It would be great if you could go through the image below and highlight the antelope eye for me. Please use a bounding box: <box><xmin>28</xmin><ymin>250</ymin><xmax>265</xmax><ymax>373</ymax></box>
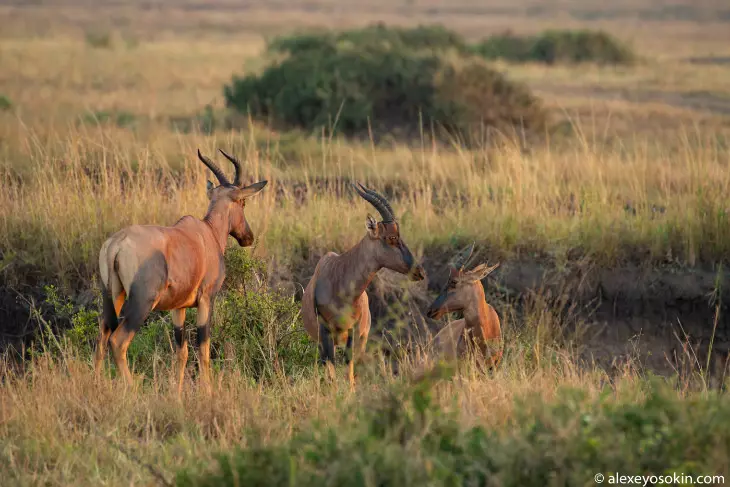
<box><xmin>388</xmin><ymin>236</ymin><xmax>398</xmax><ymax>244</ymax></box>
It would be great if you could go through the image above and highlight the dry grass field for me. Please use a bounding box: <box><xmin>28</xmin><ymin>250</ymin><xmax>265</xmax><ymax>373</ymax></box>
<box><xmin>2</xmin><ymin>1</ymin><xmax>730</xmax><ymax>485</ymax></box>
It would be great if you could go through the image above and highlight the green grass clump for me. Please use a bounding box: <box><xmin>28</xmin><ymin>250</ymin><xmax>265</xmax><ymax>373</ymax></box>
<box><xmin>473</xmin><ymin>29</ymin><xmax>636</xmax><ymax>65</ymax></box>
<box><xmin>225</xmin><ymin>33</ymin><xmax>545</xmax><ymax>141</ymax></box>
<box><xmin>176</xmin><ymin>377</ymin><xmax>730</xmax><ymax>486</ymax></box>
<box><xmin>80</xmin><ymin>109</ymin><xmax>137</xmax><ymax>129</ymax></box>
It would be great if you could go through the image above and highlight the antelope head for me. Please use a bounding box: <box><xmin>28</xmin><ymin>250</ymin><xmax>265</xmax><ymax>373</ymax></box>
<box><xmin>353</xmin><ymin>182</ymin><xmax>425</xmax><ymax>281</ymax></box>
<box><xmin>426</xmin><ymin>243</ymin><xmax>499</xmax><ymax>319</ymax></box>
<box><xmin>197</xmin><ymin>149</ymin><xmax>268</xmax><ymax>247</ymax></box>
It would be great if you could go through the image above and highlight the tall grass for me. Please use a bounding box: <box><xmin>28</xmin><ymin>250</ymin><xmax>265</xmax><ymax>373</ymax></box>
<box><xmin>1</xmin><ymin>121</ymin><xmax>729</xmax><ymax>289</ymax></box>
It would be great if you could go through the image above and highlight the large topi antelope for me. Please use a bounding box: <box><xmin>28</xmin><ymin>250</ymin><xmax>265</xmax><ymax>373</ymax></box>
<box><xmin>424</xmin><ymin>243</ymin><xmax>502</xmax><ymax>370</ymax></box>
<box><xmin>302</xmin><ymin>183</ymin><xmax>426</xmax><ymax>390</ymax></box>
<box><xmin>94</xmin><ymin>149</ymin><xmax>267</xmax><ymax>395</ymax></box>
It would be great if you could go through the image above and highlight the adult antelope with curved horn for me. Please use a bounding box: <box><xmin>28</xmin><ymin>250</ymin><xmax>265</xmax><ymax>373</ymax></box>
<box><xmin>423</xmin><ymin>243</ymin><xmax>502</xmax><ymax>370</ymax></box>
<box><xmin>301</xmin><ymin>183</ymin><xmax>425</xmax><ymax>390</ymax></box>
<box><xmin>94</xmin><ymin>149</ymin><xmax>267</xmax><ymax>396</ymax></box>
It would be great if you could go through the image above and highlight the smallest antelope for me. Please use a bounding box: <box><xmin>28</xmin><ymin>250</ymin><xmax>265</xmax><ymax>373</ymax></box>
<box><xmin>425</xmin><ymin>243</ymin><xmax>502</xmax><ymax>369</ymax></box>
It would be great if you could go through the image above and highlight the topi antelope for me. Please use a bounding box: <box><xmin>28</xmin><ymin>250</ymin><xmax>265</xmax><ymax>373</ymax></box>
<box><xmin>424</xmin><ymin>243</ymin><xmax>502</xmax><ymax>370</ymax></box>
<box><xmin>302</xmin><ymin>183</ymin><xmax>425</xmax><ymax>390</ymax></box>
<box><xmin>94</xmin><ymin>149</ymin><xmax>267</xmax><ymax>395</ymax></box>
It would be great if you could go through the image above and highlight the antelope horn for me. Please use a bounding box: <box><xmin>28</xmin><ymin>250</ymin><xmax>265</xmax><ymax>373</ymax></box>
<box><xmin>197</xmin><ymin>149</ymin><xmax>230</xmax><ymax>186</ymax></box>
<box><xmin>358</xmin><ymin>183</ymin><xmax>396</xmax><ymax>222</ymax></box>
<box><xmin>218</xmin><ymin>149</ymin><xmax>243</xmax><ymax>187</ymax></box>
<box><xmin>450</xmin><ymin>242</ymin><xmax>475</xmax><ymax>270</ymax></box>
<box><xmin>353</xmin><ymin>182</ymin><xmax>394</xmax><ymax>223</ymax></box>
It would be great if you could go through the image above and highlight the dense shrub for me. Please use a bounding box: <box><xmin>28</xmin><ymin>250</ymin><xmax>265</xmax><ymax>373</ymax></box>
<box><xmin>177</xmin><ymin>378</ymin><xmax>730</xmax><ymax>486</ymax></box>
<box><xmin>473</xmin><ymin>29</ymin><xmax>635</xmax><ymax>65</ymax></box>
<box><xmin>225</xmin><ymin>33</ymin><xmax>546</xmax><ymax>142</ymax></box>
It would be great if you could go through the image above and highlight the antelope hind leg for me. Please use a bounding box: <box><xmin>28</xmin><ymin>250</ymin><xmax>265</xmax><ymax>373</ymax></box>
<box><xmin>94</xmin><ymin>284</ymin><xmax>125</xmax><ymax>378</ymax></box>
<box><xmin>318</xmin><ymin>322</ymin><xmax>337</xmax><ymax>384</ymax></box>
<box><xmin>108</xmin><ymin>274</ymin><xmax>160</xmax><ymax>389</ymax></box>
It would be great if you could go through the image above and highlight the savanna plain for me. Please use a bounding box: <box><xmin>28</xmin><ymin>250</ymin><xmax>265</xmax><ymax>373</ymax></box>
<box><xmin>2</xmin><ymin>1</ymin><xmax>730</xmax><ymax>486</ymax></box>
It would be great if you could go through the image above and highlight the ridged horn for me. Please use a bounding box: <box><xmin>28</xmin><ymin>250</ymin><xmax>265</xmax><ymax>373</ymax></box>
<box><xmin>197</xmin><ymin>149</ymin><xmax>230</xmax><ymax>186</ymax></box>
<box><xmin>217</xmin><ymin>149</ymin><xmax>243</xmax><ymax>187</ymax></box>
<box><xmin>450</xmin><ymin>242</ymin><xmax>475</xmax><ymax>270</ymax></box>
<box><xmin>359</xmin><ymin>183</ymin><xmax>396</xmax><ymax>221</ymax></box>
<box><xmin>353</xmin><ymin>182</ymin><xmax>394</xmax><ymax>223</ymax></box>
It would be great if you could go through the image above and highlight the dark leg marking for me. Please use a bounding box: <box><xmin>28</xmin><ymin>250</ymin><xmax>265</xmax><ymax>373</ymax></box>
<box><xmin>174</xmin><ymin>326</ymin><xmax>185</xmax><ymax>349</ymax></box>
<box><xmin>318</xmin><ymin>321</ymin><xmax>335</xmax><ymax>366</ymax></box>
<box><xmin>101</xmin><ymin>285</ymin><xmax>120</xmax><ymax>333</ymax></box>
<box><xmin>345</xmin><ymin>327</ymin><xmax>354</xmax><ymax>365</ymax></box>
<box><xmin>196</xmin><ymin>325</ymin><xmax>209</xmax><ymax>348</ymax></box>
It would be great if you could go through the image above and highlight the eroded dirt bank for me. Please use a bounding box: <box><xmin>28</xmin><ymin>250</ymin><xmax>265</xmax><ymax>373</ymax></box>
<box><xmin>278</xmin><ymin>252</ymin><xmax>730</xmax><ymax>377</ymax></box>
<box><xmin>3</xmin><ymin>254</ymin><xmax>729</xmax><ymax>377</ymax></box>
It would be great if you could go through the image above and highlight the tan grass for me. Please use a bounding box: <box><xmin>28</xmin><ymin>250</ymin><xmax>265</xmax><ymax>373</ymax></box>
<box><xmin>0</xmin><ymin>335</ymin><xmax>630</xmax><ymax>486</ymax></box>
<box><xmin>1</xmin><ymin>119</ymin><xmax>729</xmax><ymax>286</ymax></box>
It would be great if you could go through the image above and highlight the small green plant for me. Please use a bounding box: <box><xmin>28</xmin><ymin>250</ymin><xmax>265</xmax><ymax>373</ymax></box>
<box><xmin>169</xmin><ymin>105</ymin><xmax>218</xmax><ymax>135</ymax></box>
<box><xmin>0</xmin><ymin>94</ymin><xmax>12</xmax><ymax>112</ymax></box>
<box><xmin>85</xmin><ymin>29</ymin><xmax>113</xmax><ymax>49</ymax></box>
<box><xmin>41</xmin><ymin>285</ymin><xmax>99</xmax><ymax>358</ymax></box>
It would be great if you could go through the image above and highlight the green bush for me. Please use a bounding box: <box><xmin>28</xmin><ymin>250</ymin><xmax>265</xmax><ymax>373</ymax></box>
<box><xmin>176</xmin><ymin>378</ymin><xmax>730</xmax><ymax>486</ymax></box>
<box><xmin>267</xmin><ymin>23</ymin><xmax>468</xmax><ymax>57</ymax></box>
<box><xmin>473</xmin><ymin>29</ymin><xmax>635</xmax><ymax>65</ymax></box>
<box><xmin>212</xmin><ymin>247</ymin><xmax>315</xmax><ymax>381</ymax></box>
<box><xmin>471</xmin><ymin>31</ymin><xmax>535</xmax><ymax>62</ymax></box>
<box><xmin>225</xmin><ymin>32</ymin><xmax>546</xmax><ymax>142</ymax></box>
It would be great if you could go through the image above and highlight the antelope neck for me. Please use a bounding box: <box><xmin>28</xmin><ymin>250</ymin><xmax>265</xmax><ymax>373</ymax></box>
<box><xmin>462</xmin><ymin>287</ymin><xmax>500</xmax><ymax>339</ymax></box>
<box><xmin>203</xmin><ymin>200</ymin><xmax>231</xmax><ymax>253</ymax></box>
<box><xmin>339</xmin><ymin>237</ymin><xmax>382</xmax><ymax>301</ymax></box>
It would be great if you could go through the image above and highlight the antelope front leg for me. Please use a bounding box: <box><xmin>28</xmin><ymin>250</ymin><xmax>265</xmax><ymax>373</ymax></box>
<box><xmin>345</xmin><ymin>327</ymin><xmax>355</xmax><ymax>392</ymax></box>
<box><xmin>318</xmin><ymin>322</ymin><xmax>336</xmax><ymax>384</ymax></box>
<box><xmin>171</xmin><ymin>308</ymin><xmax>188</xmax><ymax>398</ymax></box>
<box><xmin>196</xmin><ymin>299</ymin><xmax>213</xmax><ymax>396</ymax></box>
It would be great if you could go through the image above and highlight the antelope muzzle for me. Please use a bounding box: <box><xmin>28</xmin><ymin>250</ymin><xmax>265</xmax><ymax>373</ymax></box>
<box><xmin>426</xmin><ymin>292</ymin><xmax>447</xmax><ymax>319</ymax></box>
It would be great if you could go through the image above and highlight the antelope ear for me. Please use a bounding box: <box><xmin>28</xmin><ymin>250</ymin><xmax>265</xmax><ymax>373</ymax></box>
<box><xmin>206</xmin><ymin>180</ymin><xmax>214</xmax><ymax>199</ymax></box>
<box><xmin>365</xmin><ymin>213</ymin><xmax>379</xmax><ymax>238</ymax></box>
<box><xmin>461</xmin><ymin>262</ymin><xmax>500</xmax><ymax>283</ymax></box>
<box><xmin>231</xmin><ymin>180</ymin><xmax>268</xmax><ymax>201</ymax></box>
